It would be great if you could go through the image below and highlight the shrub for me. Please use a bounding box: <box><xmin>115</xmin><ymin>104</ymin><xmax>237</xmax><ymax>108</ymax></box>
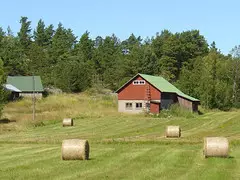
<box><xmin>153</xmin><ymin>104</ymin><xmax>197</xmax><ymax>118</ymax></box>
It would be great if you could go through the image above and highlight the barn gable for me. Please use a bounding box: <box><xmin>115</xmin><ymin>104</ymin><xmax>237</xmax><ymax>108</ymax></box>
<box><xmin>117</xmin><ymin>75</ymin><xmax>160</xmax><ymax>100</ymax></box>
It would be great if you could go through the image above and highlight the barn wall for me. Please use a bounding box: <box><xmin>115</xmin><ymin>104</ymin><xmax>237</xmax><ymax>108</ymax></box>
<box><xmin>192</xmin><ymin>102</ymin><xmax>199</xmax><ymax>112</ymax></box>
<box><xmin>118</xmin><ymin>76</ymin><xmax>161</xmax><ymax>100</ymax></box>
<box><xmin>118</xmin><ymin>100</ymin><xmax>145</xmax><ymax>113</ymax></box>
<box><xmin>20</xmin><ymin>92</ymin><xmax>43</xmax><ymax>99</ymax></box>
<box><xmin>150</xmin><ymin>102</ymin><xmax>160</xmax><ymax>113</ymax></box>
<box><xmin>177</xmin><ymin>96</ymin><xmax>193</xmax><ymax>111</ymax></box>
<box><xmin>161</xmin><ymin>93</ymin><xmax>176</xmax><ymax>109</ymax></box>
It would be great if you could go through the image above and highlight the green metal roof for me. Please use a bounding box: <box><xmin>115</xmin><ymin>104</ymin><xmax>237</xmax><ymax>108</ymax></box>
<box><xmin>7</xmin><ymin>76</ymin><xmax>44</xmax><ymax>92</ymax></box>
<box><xmin>139</xmin><ymin>74</ymin><xmax>199</xmax><ymax>102</ymax></box>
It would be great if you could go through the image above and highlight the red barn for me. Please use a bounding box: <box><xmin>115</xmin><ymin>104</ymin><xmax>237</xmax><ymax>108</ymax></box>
<box><xmin>116</xmin><ymin>73</ymin><xmax>200</xmax><ymax>114</ymax></box>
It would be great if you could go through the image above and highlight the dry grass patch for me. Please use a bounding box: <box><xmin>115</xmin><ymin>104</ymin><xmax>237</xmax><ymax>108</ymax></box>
<box><xmin>2</xmin><ymin>93</ymin><xmax>117</xmax><ymax>122</ymax></box>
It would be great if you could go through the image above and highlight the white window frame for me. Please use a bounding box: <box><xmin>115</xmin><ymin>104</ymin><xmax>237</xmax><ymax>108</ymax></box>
<box><xmin>133</xmin><ymin>80</ymin><xmax>139</xmax><ymax>85</ymax></box>
<box><xmin>136</xmin><ymin>102</ymin><xmax>143</xmax><ymax>109</ymax></box>
<box><xmin>125</xmin><ymin>102</ymin><xmax>133</xmax><ymax>109</ymax></box>
<box><xmin>133</xmin><ymin>80</ymin><xmax>145</xmax><ymax>85</ymax></box>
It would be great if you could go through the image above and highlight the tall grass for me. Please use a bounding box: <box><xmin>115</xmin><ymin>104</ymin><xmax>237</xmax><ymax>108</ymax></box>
<box><xmin>153</xmin><ymin>104</ymin><xmax>197</xmax><ymax>119</ymax></box>
<box><xmin>1</xmin><ymin>93</ymin><xmax>118</xmax><ymax>132</ymax></box>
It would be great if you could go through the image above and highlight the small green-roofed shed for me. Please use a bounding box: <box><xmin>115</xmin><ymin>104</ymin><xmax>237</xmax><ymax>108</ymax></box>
<box><xmin>7</xmin><ymin>76</ymin><xmax>44</xmax><ymax>92</ymax></box>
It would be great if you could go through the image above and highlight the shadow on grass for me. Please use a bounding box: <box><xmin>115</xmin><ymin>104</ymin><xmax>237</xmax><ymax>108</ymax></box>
<box><xmin>204</xmin><ymin>156</ymin><xmax>234</xmax><ymax>159</ymax></box>
<box><xmin>198</xmin><ymin>110</ymin><xmax>204</xmax><ymax>115</ymax></box>
<box><xmin>61</xmin><ymin>158</ymin><xmax>94</xmax><ymax>161</ymax></box>
<box><xmin>0</xmin><ymin>118</ymin><xmax>16</xmax><ymax>124</ymax></box>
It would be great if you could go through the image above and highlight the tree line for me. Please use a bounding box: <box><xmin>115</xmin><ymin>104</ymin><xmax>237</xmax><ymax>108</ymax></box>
<box><xmin>0</xmin><ymin>16</ymin><xmax>240</xmax><ymax>110</ymax></box>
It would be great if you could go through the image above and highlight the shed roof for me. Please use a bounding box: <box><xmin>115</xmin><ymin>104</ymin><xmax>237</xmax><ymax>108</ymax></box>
<box><xmin>7</xmin><ymin>76</ymin><xmax>44</xmax><ymax>92</ymax></box>
<box><xmin>116</xmin><ymin>73</ymin><xmax>199</xmax><ymax>102</ymax></box>
<box><xmin>3</xmin><ymin>84</ymin><xmax>22</xmax><ymax>92</ymax></box>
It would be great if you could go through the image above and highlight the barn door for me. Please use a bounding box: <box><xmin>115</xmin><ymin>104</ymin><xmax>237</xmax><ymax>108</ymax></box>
<box><xmin>150</xmin><ymin>102</ymin><xmax>160</xmax><ymax>114</ymax></box>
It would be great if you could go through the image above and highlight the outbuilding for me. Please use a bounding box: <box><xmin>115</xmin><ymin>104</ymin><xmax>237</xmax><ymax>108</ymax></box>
<box><xmin>4</xmin><ymin>76</ymin><xmax>44</xmax><ymax>99</ymax></box>
<box><xmin>116</xmin><ymin>73</ymin><xmax>200</xmax><ymax>114</ymax></box>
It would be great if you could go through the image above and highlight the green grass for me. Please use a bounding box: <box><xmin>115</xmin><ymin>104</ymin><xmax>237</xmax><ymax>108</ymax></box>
<box><xmin>0</xmin><ymin>143</ymin><xmax>239</xmax><ymax>180</ymax></box>
<box><xmin>0</xmin><ymin>94</ymin><xmax>239</xmax><ymax>180</ymax></box>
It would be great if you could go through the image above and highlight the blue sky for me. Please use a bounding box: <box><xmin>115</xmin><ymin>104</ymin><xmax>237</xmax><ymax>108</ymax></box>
<box><xmin>0</xmin><ymin>0</ymin><xmax>239</xmax><ymax>54</ymax></box>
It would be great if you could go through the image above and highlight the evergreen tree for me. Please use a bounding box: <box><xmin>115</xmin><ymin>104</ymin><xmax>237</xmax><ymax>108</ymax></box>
<box><xmin>50</xmin><ymin>23</ymin><xmax>76</xmax><ymax>64</ymax></box>
<box><xmin>18</xmin><ymin>16</ymin><xmax>32</xmax><ymax>50</ymax></box>
<box><xmin>0</xmin><ymin>58</ymin><xmax>5</xmax><ymax>116</ymax></box>
<box><xmin>73</xmin><ymin>31</ymin><xmax>94</xmax><ymax>62</ymax></box>
<box><xmin>139</xmin><ymin>44</ymin><xmax>158</xmax><ymax>75</ymax></box>
<box><xmin>45</xmin><ymin>24</ymin><xmax>54</xmax><ymax>46</ymax></box>
<box><xmin>92</xmin><ymin>36</ymin><xmax>122</xmax><ymax>89</ymax></box>
<box><xmin>54</xmin><ymin>56</ymin><xmax>92</xmax><ymax>92</ymax></box>
<box><xmin>34</xmin><ymin>19</ymin><xmax>46</xmax><ymax>46</ymax></box>
<box><xmin>0</xmin><ymin>27</ymin><xmax>5</xmax><ymax>42</ymax></box>
<box><xmin>230</xmin><ymin>45</ymin><xmax>240</xmax><ymax>106</ymax></box>
<box><xmin>7</xmin><ymin>26</ymin><xmax>13</xmax><ymax>37</ymax></box>
<box><xmin>1</xmin><ymin>34</ymin><xmax>29</xmax><ymax>75</ymax></box>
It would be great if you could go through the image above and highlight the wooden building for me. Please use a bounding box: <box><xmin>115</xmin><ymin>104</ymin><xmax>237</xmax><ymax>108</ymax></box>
<box><xmin>116</xmin><ymin>73</ymin><xmax>200</xmax><ymax>114</ymax></box>
<box><xmin>4</xmin><ymin>76</ymin><xmax>44</xmax><ymax>99</ymax></box>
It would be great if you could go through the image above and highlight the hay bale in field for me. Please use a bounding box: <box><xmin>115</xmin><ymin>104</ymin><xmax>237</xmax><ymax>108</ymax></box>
<box><xmin>63</xmin><ymin>118</ymin><xmax>73</xmax><ymax>127</ymax></box>
<box><xmin>62</xmin><ymin>139</ymin><xmax>89</xmax><ymax>160</ymax></box>
<box><xmin>203</xmin><ymin>137</ymin><xmax>229</xmax><ymax>158</ymax></box>
<box><xmin>165</xmin><ymin>126</ymin><xmax>181</xmax><ymax>138</ymax></box>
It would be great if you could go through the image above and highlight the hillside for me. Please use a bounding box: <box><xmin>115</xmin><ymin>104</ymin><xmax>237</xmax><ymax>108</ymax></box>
<box><xmin>0</xmin><ymin>94</ymin><xmax>239</xmax><ymax>180</ymax></box>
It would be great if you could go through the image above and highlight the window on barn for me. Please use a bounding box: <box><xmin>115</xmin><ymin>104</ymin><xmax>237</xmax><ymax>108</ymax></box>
<box><xmin>139</xmin><ymin>80</ymin><xmax>145</xmax><ymax>85</ymax></box>
<box><xmin>133</xmin><ymin>80</ymin><xmax>145</xmax><ymax>85</ymax></box>
<box><xmin>125</xmin><ymin>102</ymin><xmax>133</xmax><ymax>109</ymax></box>
<box><xmin>136</xmin><ymin>103</ymin><xmax>142</xmax><ymax>109</ymax></box>
<box><xmin>133</xmin><ymin>80</ymin><xmax>139</xmax><ymax>85</ymax></box>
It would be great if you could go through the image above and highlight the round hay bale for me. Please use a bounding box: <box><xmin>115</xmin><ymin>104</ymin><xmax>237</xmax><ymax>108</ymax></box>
<box><xmin>63</xmin><ymin>118</ymin><xmax>73</xmax><ymax>127</ymax></box>
<box><xmin>62</xmin><ymin>139</ymin><xmax>89</xmax><ymax>160</ymax></box>
<box><xmin>203</xmin><ymin>137</ymin><xmax>229</xmax><ymax>158</ymax></box>
<box><xmin>165</xmin><ymin>126</ymin><xmax>181</xmax><ymax>138</ymax></box>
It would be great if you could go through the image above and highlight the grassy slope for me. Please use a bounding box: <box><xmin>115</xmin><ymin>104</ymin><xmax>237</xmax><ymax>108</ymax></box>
<box><xmin>0</xmin><ymin>94</ymin><xmax>239</xmax><ymax>180</ymax></box>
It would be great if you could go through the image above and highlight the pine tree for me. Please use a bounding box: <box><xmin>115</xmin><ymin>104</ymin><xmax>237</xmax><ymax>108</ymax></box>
<box><xmin>230</xmin><ymin>45</ymin><xmax>240</xmax><ymax>106</ymax></box>
<box><xmin>73</xmin><ymin>31</ymin><xmax>94</xmax><ymax>62</ymax></box>
<box><xmin>34</xmin><ymin>19</ymin><xmax>46</xmax><ymax>46</ymax></box>
<box><xmin>50</xmin><ymin>23</ymin><xmax>76</xmax><ymax>64</ymax></box>
<box><xmin>18</xmin><ymin>16</ymin><xmax>32</xmax><ymax>50</ymax></box>
<box><xmin>0</xmin><ymin>58</ymin><xmax>5</xmax><ymax>117</ymax></box>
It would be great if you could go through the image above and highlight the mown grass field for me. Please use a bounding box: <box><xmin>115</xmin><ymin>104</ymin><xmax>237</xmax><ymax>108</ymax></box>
<box><xmin>0</xmin><ymin>93</ymin><xmax>239</xmax><ymax>180</ymax></box>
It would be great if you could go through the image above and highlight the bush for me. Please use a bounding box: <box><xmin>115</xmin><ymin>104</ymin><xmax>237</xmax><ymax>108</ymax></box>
<box><xmin>153</xmin><ymin>104</ymin><xmax>197</xmax><ymax>119</ymax></box>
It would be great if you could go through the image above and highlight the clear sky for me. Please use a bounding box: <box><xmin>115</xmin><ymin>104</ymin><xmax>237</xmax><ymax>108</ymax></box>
<box><xmin>0</xmin><ymin>0</ymin><xmax>239</xmax><ymax>54</ymax></box>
